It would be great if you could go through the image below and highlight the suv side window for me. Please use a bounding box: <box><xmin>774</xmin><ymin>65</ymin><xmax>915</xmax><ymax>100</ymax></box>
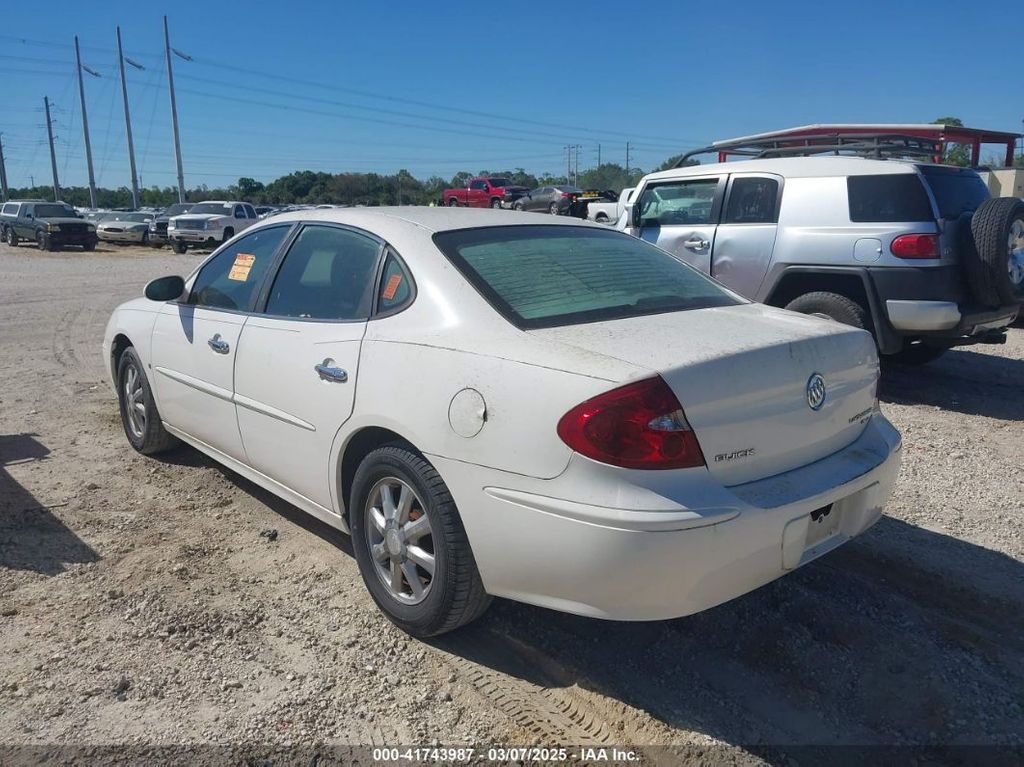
<box><xmin>1</xmin><ymin>203</ymin><xmax>16</xmax><ymax>216</ymax></box>
<box><xmin>189</xmin><ymin>225</ymin><xmax>290</xmax><ymax>311</ymax></box>
<box><xmin>847</xmin><ymin>175</ymin><xmax>934</xmax><ymax>222</ymax></box>
<box><xmin>637</xmin><ymin>178</ymin><xmax>720</xmax><ymax>226</ymax></box>
<box><xmin>376</xmin><ymin>252</ymin><xmax>414</xmax><ymax>315</ymax></box>
<box><xmin>264</xmin><ymin>225</ymin><xmax>381</xmax><ymax>321</ymax></box>
<box><xmin>723</xmin><ymin>177</ymin><xmax>779</xmax><ymax>224</ymax></box>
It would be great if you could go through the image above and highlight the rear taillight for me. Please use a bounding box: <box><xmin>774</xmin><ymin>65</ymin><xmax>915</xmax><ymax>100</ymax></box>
<box><xmin>557</xmin><ymin>377</ymin><xmax>705</xmax><ymax>470</ymax></box>
<box><xmin>890</xmin><ymin>234</ymin><xmax>939</xmax><ymax>258</ymax></box>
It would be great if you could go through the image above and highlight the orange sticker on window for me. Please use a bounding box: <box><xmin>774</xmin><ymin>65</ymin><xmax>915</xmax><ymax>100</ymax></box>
<box><xmin>227</xmin><ymin>253</ymin><xmax>255</xmax><ymax>281</ymax></box>
<box><xmin>382</xmin><ymin>274</ymin><xmax>403</xmax><ymax>300</ymax></box>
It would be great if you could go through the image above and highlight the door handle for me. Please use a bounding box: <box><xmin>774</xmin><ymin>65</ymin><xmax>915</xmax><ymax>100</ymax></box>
<box><xmin>207</xmin><ymin>334</ymin><xmax>230</xmax><ymax>354</ymax></box>
<box><xmin>683</xmin><ymin>238</ymin><xmax>710</xmax><ymax>250</ymax></box>
<box><xmin>314</xmin><ymin>360</ymin><xmax>348</xmax><ymax>383</ymax></box>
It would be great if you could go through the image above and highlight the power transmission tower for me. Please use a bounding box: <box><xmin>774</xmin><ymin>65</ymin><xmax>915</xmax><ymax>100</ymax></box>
<box><xmin>44</xmin><ymin>97</ymin><xmax>61</xmax><ymax>202</ymax></box>
<box><xmin>74</xmin><ymin>36</ymin><xmax>99</xmax><ymax>209</ymax></box>
<box><xmin>0</xmin><ymin>134</ymin><xmax>8</xmax><ymax>202</ymax></box>
<box><xmin>164</xmin><ymin>16</ymin><xmax>189</xmax><ymax>203</ymax></box>
<box><xmin>117</xmin><ymin>27</ymin><xmax>143</xmax><ymax>210</ymax></box>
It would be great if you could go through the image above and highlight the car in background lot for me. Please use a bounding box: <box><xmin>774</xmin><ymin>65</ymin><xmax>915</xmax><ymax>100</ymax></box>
<box><xmin>0</xmin><ymin>199</ymin><xmax>98</xmax><ymax>251</ymax></box>
<box><xmin>103</xmin><ymin>207</ymin><xmax>901</xmax><ymax>638</ymax></box>
<box><xmin>512</xmin><ymin>185</ymin><xmax>581</xmax><ymax>215</ymax></box>
<box><xmin>167</xmin><ymin>200</ymin><xmax>258</xmax><ymax>253</ymax></box>
<box><xmin>443</xmin><ymin>177</ymin><xmax>528</xmax><ymax>209</ymax></box>
<box><xmin>588</xmin><ymin>187</ymin><xmax>634</xmax><ymax>224</ymax></box>
<box><xmin>147</xmin><ymin>203</ymin><xmax>193</xmax><ymax>248</ymax></box>
<box><xmin>97</xmin><ymin>212</ymin><xmax>155</xmax><ymax>245</ymax></box>
<box><xmin>623</xmin><ymin>157</ymin><xmax>1021</xmax><ymax>364</ymax></box>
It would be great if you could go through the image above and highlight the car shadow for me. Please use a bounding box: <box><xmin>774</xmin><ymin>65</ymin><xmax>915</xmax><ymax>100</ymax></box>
<box><xmin>881</xmin><ymin>346</ymin><xmax>1024</xmax><ymax>421</ymax></box>
<box><xmin>0</xmin><ymin>433</ymin><xmax>100</xmax><ymax>575</ymax></box>
<box><xmin>430</xmin><ymin>515</ymin><xmax>1024</xmax><ymax>753</ymax></box>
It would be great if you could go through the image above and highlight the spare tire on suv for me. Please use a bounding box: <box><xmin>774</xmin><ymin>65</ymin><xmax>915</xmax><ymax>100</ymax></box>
<box><xmin>964</xmin><ymin>197</ymin><xmax>1024</xmax><ymax>307</ymax></box>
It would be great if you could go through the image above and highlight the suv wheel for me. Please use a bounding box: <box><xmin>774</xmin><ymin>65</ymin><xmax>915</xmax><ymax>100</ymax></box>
<box><xmin>171</xmin><ymin>240</ymin><xmax>188</xmax><ymax>254</ymax></box>
<box><xmin>784</xmin><ymin>291</ymin><xmax>867</xmax><ymax>330</ymax></box>
<box><xmin>4</xmin><ymin>228</ymin><xmax>17</xmax><ymax>247</ymax></box>
<box><xmin>490</xmin><ymin>198</ymin><xmax>502</xmax><ymax>209</ymax></box>
<box><xmin>967</xmin><ymin>198</ymin><xmax>1024</xmax><ymax>306</ymax></box>
<box><xmin>350</xmin><ymin>445</ymin><xmax>491</xmax><ymax>637</ymax></box>
<box><xmin>36</xmin><ymin>231</ymin><xmax>54</xmax><ymax>252</ymax></box>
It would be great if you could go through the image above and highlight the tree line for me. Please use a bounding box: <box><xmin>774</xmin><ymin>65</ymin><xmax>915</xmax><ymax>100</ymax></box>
<box><xmin>4</xmin><ymin>162</ymin><xmax>673</xmax><ymax>209</ymax></box>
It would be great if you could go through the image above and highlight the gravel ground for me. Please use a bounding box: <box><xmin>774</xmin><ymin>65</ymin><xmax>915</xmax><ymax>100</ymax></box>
<box><xmin>0</xmin><ymin>241</ymin><xmax>1021</xmax><ymax>762</ymax></box>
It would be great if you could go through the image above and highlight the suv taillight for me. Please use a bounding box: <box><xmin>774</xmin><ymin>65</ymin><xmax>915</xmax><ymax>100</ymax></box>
<box><xmin>556</xmin><ymin>377</ymin><xmax>705</xmax><ymax>470</ymax></box>
<box><xmin>890</xmin><ymin>234</ymin><xmax>939</xmax><ymax>259</ymax></box>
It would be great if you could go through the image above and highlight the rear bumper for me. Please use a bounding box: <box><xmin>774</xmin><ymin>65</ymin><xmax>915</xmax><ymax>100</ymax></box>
<box><xmin>433</xmin><ymin>414</ymin><xmax>901</xmax><ymax>621</ymax></box>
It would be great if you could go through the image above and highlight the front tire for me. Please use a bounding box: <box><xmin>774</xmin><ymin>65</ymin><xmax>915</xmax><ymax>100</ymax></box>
<box><xmin>36</xmin><ymin>231</ymin><xmax>55</xmax><ymax>251</ymax></box>
<box><xmin>350</xmin><ymin>445</ymin><xmax>490</xmax><ymax>637</ymax></box>
<box><xmin>490</xmin><ymin>198</ymin><xmax>502</xmax><ymax>209</ymax></box>
<box><xmin>117</xmin><ymin>347</ymin><xmax>178</xmax><ymax>455</ymax></box>
<box><xmin>171</xmin><ymin>240</ymin><xmax>188</xmax><ymax>254</ymax></box>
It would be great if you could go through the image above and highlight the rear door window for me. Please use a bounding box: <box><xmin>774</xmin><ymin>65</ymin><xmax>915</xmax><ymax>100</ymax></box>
<box><xmin>722</xmin><ymin>177</ymin><xmax>780</xmax><ymax>224</ymax></box>
<box><xmin>264</xmin><ymin>225</ymin><xmax>382</xmax><ymax>321</ymax></box>
<box><xmin>847</xmin><ymin>174</ymin><xmax>934</xmax><ymax>222</ymax></box>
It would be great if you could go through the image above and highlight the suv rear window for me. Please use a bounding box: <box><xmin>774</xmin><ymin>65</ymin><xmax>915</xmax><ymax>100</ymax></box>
<box><xmin>433</xmin><ymin>225</ymin><xmax>740</xmax><ymax>330</ymax></box>
<box><xmin>917</xmin><ymin>165</ymin><xmax>990</xmax><ymax>220</ymax></box>
<box><xmin>847</xmin><ymin>174</ymin><xmax>934</xmax><ymax>223</ymax></box>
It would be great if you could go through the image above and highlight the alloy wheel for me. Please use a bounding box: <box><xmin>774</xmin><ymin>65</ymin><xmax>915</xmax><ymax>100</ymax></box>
<box><xmin>123</xmin><ymin>362</ymin><xmax>146</xmax><ymax>439</ymax></box>
<box><xmin>364</xmin><ymin>477</ymin><xmax>435</xmax><ymax>605</ymax></box>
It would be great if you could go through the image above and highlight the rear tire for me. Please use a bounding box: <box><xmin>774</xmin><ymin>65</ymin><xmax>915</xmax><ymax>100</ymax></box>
<box><xmin>117</xmin><ymin>347</ymin><xmax>178</xmax><ymax>455</ymax></box>
<box><xmin>447</xmin><ymin>198</ymin><xmax>459</xmax><ymax>207</ymax></box>
<box><xmin>4</xmin><ymin>227</ymin><xmax>16</xmax><ymax>246</ymax></box>
<box><xmin>350</xmin><ymin>445</ymin><xmax>491</xmax><ymax>637</ymax></box>
<box><xmin>968</xmin><ymin>197</ymin><xmax>1024</xmax><ymax>306</ymax></box>
<box><xmin>784</xmin><ymin>291</ymin><xmax>868</xmax><ymax>330</ymax></box>
<box><xmin>549</xmin><ymin>202</ymin><xmax>559</xmax><ymax>215</ymax></box>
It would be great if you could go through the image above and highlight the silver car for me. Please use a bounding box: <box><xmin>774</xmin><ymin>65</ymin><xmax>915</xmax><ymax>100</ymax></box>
<box><xmin>623</xmin><ymin>156</ymin><xmax>1021</xmax><ymax>364</ymax></box>
<box><xmin>96</xmin><ymin>212</ymin><xmax>155</xmax><ymax>245</ymax></box>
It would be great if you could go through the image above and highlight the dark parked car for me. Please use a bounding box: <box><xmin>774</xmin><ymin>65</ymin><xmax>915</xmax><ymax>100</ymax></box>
<box><xmin>0</xmin><ymin>200</ymin><xmax>98</xmax><ymax>251</ymax></box>
<box><xmin>147</xmin><ymin>203</ymin><xmax>193</xmax><ymax>248</ymax></box>
<box><xmin>512</xmin><ymin>186</ymin><xmax>582</xmax><ymax>215</ymax></box>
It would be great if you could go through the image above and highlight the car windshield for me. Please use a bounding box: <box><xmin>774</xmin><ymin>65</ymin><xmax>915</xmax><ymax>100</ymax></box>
<box><xmin>488</xmin><ymin>178</ymin><xmax>512</xmax><ymax>187</ymax></box>
<box><xmin>188</xmin><ymin>203</ymin><xmax>232</xmax><ymax>215</ymax></box>
<box><xmin>433</xmin><ymin>225</ymin><xmax>741</xmax><ymax>330</ymax></box>
<box><xmin>165</xmin><ymin>204</ymin><xmax>192</xmax><ymax>216</ymax></box>
<box><xmin>34</xmin><ymin>204</ymin><xmax>76</xmax><ymax>218</ymax></box>
<box><xmin>918</xmin><ymin>165</ymin><xmax>990</xmax><ymax>220</ymax></box>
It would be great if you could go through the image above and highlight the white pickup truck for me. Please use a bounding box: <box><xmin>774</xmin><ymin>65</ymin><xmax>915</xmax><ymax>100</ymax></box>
<box><xmin>167</xmin><ymin>200</ymin><xmax>258</xmax><ymax>253</ymax></box>
<box><xmin>587</xmin><ymin>187</ymin><xmax>634</xmax><ymax>225</ymax></box>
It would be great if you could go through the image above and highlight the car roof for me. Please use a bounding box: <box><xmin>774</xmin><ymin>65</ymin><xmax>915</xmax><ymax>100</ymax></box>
<box><xmin>262</xmin><ymin>206</ymin><xmax>605</xmax><ymax>234</ymax></box>
<box><xmin>641</xmin><ymin>155</ymin><xmax>924</xmax><ymax>182</ymax></box>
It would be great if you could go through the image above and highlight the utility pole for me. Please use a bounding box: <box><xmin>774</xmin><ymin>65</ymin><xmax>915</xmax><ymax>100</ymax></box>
<box><xmin>75</xmin><ymin>36</ymin><xmax>99</xmax><ymax>209</ymax></box>
<box><xmin>117</xmin><ymin>27</ymin><xmax>143</xmax><ymax>210</ymax></box>
<box><xmin>44</xmin><ymin>97</ymin><xmax>61</xmax><ymax>202</ymax></box>
<box><xmin>0</xmin><ymin>134</ymin><xmax>8</xmax><ymax>202</ymax></box>
<box><xmin>597</xmin><ymin>143</ymin><xmax>601</xmax><ymax>168</ymax></box>
<box><xmin>574</xmin><ymin>145</ymin><xmax>582</xmax><ymax>186</ymax></box>
<box><xmin>164</xmin><ymin>16</ymin><xmax>187</xmax><ymax>203</ymax></box>
<box><xmin>625</xmin><ymin>141</ymin><xmax>632</xmax><ymax>176</ymax></box>
<box><xmin>564</xmin><ymin>145</ymin><xmax>572</xmax><ymax>185</ymax></box>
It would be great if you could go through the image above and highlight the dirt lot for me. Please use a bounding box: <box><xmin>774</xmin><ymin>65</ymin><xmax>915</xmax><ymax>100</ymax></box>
<box><xmin>0</xmin><ymin>241</ymin><xmax>1021</xmax><ymax>762</ymax></box>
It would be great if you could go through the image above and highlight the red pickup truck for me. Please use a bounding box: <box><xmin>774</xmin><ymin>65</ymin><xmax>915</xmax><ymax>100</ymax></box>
<box><xmin>443</xmin><ymin>177</ymin><xmax>528</xmax><ymax>209</ymax></box>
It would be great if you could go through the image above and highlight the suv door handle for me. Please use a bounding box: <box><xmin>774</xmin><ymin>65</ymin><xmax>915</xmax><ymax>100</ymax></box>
<box><xmin>683</xmin><ymin>238</ymin><xmax>710</xmax><ymax>250</ymax></box>
<box><xmin>207</xmin><ymin>334</ymin><xmax>230</xmax><ymax>354</ymax></box>
<box><xmin>314</xmin><ymin>361</ymin><xmax>348</xmax><ymax>383</ymax></box>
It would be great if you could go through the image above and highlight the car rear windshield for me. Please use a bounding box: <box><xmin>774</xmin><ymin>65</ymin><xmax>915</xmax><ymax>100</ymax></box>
<box><xmin>433</xmin><ymin>225</ymin><xmax>741</xmax><ymax>330</ymax></box>
<box><xmin>847</xmin><ymin>174</ymin><xmax>934</xmax><ymax>222</ymax></box>
<box><xmin>917</xmin><ymin>165</ymin><xmax>990</xmax><ymax>220</ymax></box>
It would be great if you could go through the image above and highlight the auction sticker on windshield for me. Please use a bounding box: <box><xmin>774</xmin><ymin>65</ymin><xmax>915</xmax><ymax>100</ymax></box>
<box><xmin>228</xmin><ymin>254</ymin><xmax>256</xmax><ymax>281</ymax></box>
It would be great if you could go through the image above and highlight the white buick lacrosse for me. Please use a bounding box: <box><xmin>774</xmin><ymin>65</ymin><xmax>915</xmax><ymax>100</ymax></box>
<box><xmin>103</xmin><ymin>208</ymin><xmax>901</xmax><ymax>637</ymax></box>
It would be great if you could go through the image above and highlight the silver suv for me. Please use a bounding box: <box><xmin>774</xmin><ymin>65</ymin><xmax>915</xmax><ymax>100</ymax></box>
<box><xmin>622</xmin><ymin>156</ymin><xmax>1022</xmax><ymax>363</ymax></box>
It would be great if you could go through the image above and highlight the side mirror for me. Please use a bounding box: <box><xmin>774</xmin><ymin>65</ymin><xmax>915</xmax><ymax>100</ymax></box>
<box><xmin>145</xmin><ymin>275</ymin><xmax>186</xmax><ymax>302</ymax></box>
<box><xmin>630</xmin><ymin>202</ymin><xmax>643</xmax><ymax>228</ymax></box>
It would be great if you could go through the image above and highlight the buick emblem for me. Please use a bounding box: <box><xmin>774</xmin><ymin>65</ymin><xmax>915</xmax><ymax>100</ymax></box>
<box><xmin>806</xmin><ymin>373</ymin><xmax>826</xmax><ymax>411</ymax></box>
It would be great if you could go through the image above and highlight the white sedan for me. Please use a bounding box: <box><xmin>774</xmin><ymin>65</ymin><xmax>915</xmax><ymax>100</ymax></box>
<box><xmin>103</xmin><ymin>208</ymin><xmax>901</xmax><ymax>637</ymax></box>
<box><xmin>96</xmin><ymin>212</ymin><xmax>155</xmax><ymax>244</ymax></box>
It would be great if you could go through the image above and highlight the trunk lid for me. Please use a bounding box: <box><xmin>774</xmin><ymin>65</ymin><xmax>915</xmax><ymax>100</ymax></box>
<box><xmin>530</xmin><ymin>303</ymin><xmax>879</xmax><ymax>485</ymax></box>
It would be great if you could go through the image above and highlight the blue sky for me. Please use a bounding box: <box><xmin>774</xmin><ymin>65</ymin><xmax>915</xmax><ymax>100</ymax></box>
<box><xmin>1</xmin><ymin>0</ymin><xmax>1020</xmax><ymax>190</ymax></box>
